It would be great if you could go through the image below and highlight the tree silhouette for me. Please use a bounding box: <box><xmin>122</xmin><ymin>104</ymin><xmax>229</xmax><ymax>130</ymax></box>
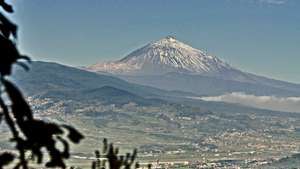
<box><xmin>0</xmin><ymin>1</ymin><xmax>84</xmax><ymax>168</ymax></box>
<box><xmin>91</xmin><ymin>139</ymin><xmax>144</xmax><ymax>169</ymax></box>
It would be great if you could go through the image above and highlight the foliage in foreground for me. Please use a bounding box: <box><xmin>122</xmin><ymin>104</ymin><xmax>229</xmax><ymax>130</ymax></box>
<box><xmin>0</xmin><ymin>1</ymin><xmax>143</xmax><ymax>169</ymax></box>
<box><xmin>69</xmin><ymin>139</ymin><xmax>148</xmax><ymax>169</ymax></box>
<box><xmin>90</xmin><ymin>139</ymin><xmax>143</xmax><ymax>169</ymax></box>
<box><xmin>0</xmin><ymin>1</ymin><xmax>84</xmax><ymax>168</ymax></box>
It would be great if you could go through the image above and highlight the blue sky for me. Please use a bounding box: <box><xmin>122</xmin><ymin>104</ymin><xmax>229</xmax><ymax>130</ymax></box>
<box><xmin>7</xmin><ymin>0</ymin><xmax>300</xmax><ymax>83</ymax></box>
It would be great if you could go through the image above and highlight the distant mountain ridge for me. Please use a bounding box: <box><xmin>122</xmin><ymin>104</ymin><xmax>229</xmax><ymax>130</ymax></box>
<box><xmin>87</xmin><ymin>36</ymin><xmax>300</xmax><ymax>96</ymax></box>
<box><xmin>11</xmin><ymin>61</ymin><xmax>194</xmax><ymax>105</ymax></box>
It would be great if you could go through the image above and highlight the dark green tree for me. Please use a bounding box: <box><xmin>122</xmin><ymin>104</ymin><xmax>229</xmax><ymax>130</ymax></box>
<box><xmin>0</xmin><ymin>1</ymin><xmax>84</xmax><ymax>168</ymax></box>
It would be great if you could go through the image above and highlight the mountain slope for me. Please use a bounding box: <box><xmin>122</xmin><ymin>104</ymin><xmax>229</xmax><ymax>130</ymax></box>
<box><xmin>121</xmin><ymin>73</ymin><xmax>300</xmax><ymax>96</ymax></box>
<box><xmin>87</xmin><ymin>36</ymin><xmax>300</xmax><ymax>96</ymax></box>
<box><xmin>88</xmin><ymin>36</ymin><xmax>234</xmax><ymax>75</ymax></box>
<box><xmin>5</xmin><ymin>60</ymin><xmax>300</xmax><ymax>165</ymax></box>
<box><xmin>81</xmin><ymin>86</ymin><xmax>164</xmax><ymax>105</ymax></box>
<box><xmin>11</xmin><ymin>61</ymin><xmax>195</xmax><ymax>101</ymax></box>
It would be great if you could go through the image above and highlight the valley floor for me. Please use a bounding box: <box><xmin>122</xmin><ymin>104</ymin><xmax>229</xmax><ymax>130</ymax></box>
<box><xmin>2</xmin><ymin>97</ymin><xmax>300</xmax><ymax>168</ymax></box>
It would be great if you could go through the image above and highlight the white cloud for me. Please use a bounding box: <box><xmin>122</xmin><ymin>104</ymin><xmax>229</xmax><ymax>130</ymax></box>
<box><xmin>259</xmin><ymin>0</ymin><xmax>288</xmax><ymax>5</ymax></box>
<box><xmin>196</xmin><ymin>92</ymin><xmax>300</xmax><ymax>113</ymax></box>
<box><xmin>234</xmin><ymin>0</ymin><xmax>289</xmax><ymax>5</ymax></box>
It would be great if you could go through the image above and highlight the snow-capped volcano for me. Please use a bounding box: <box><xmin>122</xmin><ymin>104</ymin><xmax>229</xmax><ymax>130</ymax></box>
<box><xmin>88</xmin><ymin>36</ymin><xmax>234</xmax><ymax>75</ymax></box>
<box><xmin>87</xmin><ymin>36</ymin><xmax>300</xmax><ymax>97</ymax></box>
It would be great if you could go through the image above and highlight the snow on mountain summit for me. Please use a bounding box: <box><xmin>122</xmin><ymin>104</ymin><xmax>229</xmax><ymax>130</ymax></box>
<box><xmin>88</xmin><ymin>36</ymin><xmax>233</xmax><ymax>75</ymax></box>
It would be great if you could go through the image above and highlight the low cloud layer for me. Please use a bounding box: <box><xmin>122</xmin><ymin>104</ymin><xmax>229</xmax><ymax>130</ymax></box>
<box><xmin>199</xmin><ymin>92</ymin><xmax>300</xmax><ymax>113</ymax></box>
